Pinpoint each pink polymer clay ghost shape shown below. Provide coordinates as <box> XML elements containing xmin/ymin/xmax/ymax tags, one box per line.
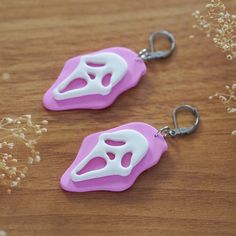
<box><xmin>43</xmin><ymin>47</ymin><xmax>147</xmax><ymax>110</ymax></box>
<box><xmin>60</xmin><ymin>122</ymin><xmax>168</xmax><ymax>192</ymax></box>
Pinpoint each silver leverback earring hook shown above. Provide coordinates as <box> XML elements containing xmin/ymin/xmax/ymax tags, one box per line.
<box><xmin>156</xmin><ymin>105</ymin><xmax>200</xmax><ymax>137</ymax></box>
<box><xmin>138</xmin><ymin>30</ymin><xmax>176</xmax><ymax>61</ymax></box>
<box><xmin>171</xmin><ymin>105</ymin><xmax>200</xmax><ymax>136</ymax></box>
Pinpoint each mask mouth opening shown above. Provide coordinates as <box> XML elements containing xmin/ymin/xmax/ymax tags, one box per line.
<box><xmin>60</xmin><ymin>78</ymin><xmax>88</xmax><ymax>93</ymax></box>
<box><xmin>76</xmin><ymin>157</ymin><xmax>107</xmax><ymax>176</ymax></box>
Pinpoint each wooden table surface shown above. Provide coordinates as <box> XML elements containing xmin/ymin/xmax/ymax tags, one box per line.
<box><xmin>0</xmin><ymin>0</ymin><xmax>235</xmax><ymax>235</ymax></box>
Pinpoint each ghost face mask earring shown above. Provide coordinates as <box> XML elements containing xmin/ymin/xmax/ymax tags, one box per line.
<box><xmin>43</xmin><ymin>31</ymin><xmax>176</xmax><ymax>110</ymax></box>
<box><xmin>60</xmin><ymin>104</ymin><xmax>200</xmax><ymax>192</ymax></box>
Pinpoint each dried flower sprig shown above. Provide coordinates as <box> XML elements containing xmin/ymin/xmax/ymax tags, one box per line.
<box><xmin>209</xmin><ymin>83</ymin><xmax>236</xmax><ymax>135</ymax></box>
<box><xmin>191</xmin><ymin>0</ymin><xmax>236</xmax><ymax>60</ymax></box>
<box><xmin>0</xmin><ymin>115</ymin><xmax>48</xmax><ymax>193</ymax></box>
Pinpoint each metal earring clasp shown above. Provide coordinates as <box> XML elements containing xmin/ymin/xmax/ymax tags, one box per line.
<box><xmin>156</xmin><ymin>105</ymin><xmax>200</xmax><ymax>137</ymax></box>
<box><xmin>138</xmin><ymin>30</ymin><xmax>176</xmax><ymax>61</ymax></box>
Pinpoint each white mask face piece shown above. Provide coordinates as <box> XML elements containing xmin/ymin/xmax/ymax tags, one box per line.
<box><xmin>53</xmin><ymin>52</ymin><xmax>128</xmax><ymax>100</ymax></box>
<box><xmin>71</xmin><ymin>129</ymin><xmax>149</xmax><ymax>182</ymax></box>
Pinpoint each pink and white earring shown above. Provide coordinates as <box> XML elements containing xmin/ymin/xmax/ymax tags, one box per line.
<box><xmin>60</xmin><ymin>104</ymin><xmax>200</xmax><ymax>192</ymax></box>
<box><xmin>43</xmin><ymin>31</ymin><xmax>176</xmax><ymax>110</ymax></box>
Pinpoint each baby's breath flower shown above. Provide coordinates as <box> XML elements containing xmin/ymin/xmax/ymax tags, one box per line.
<box><xmin>10</xmin><ymin>181</ymin><xmax>18</xmax><ymax>188</ymax></box>
<box><xmin>7</xmin><ymin>143</ymin><xmax>14</xmax><ymax>149</ymax></box>
<box><xmin>20</xmin><ymin>173</ymin><xmax>26</xmax><ymax>178</ymax></box>
<box><xmin>34</xmin><ymin>155</ymin><xmax>41</xmax><ymax>163</ymax></box>
<box><xmin>41</xmin><ymin>120</ymin><xmax>48</xmax><ymax>125</ymax></box>
<box><xmin>28</xmin><ymin>157</ymin><xmax>34</xmax><ymax>165</ymax></box>
<box><xmin>41</xmin><ymin>128</ymin><xmax>47</xmax><ymax>133</ymax></box>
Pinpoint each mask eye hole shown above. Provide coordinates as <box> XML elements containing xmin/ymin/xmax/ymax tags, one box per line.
<box><xmin>121</xmin><ymin>152</ymin><xmax>133</xmax><ymax>168</ymax></box>
<box><xmin>86</xmin><ymin>62</ymin><xmax>105</xmax><ymax>67</ymax></box>
<box><xmin>76</xmin><ymin>157</ymin><xmax>106</xmax><ymax>175</ymax></box>
<box><xmin>107</xmin><ymin>152</ymin><xmax>115</xmax><ymax>160</ymax></box>
<box><xmin>102</xmin><ymin>73</ymin><xmax>112</xmax><ymax>87</ymax></box>
<box><xmin>105</xmin><ymin>139</ymin><xmax>125</xmax><ymax>146</ymax></box>
<box><xmin>61</xmin><ymin>78</ymin><xmax>87</xmax><ymax>93</ymax></box>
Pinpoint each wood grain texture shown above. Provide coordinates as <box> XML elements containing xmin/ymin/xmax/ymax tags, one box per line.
<box><xmin>0</xmin><ymin>0</ymin><xmax>235</xmax><ymax>235</ymax></box>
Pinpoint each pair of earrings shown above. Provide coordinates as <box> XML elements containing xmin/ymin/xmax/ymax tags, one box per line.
<box><xmin>43</xmin><ymin>31</ymin><xmax>200</xmax><ymax>192</ymax></box>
